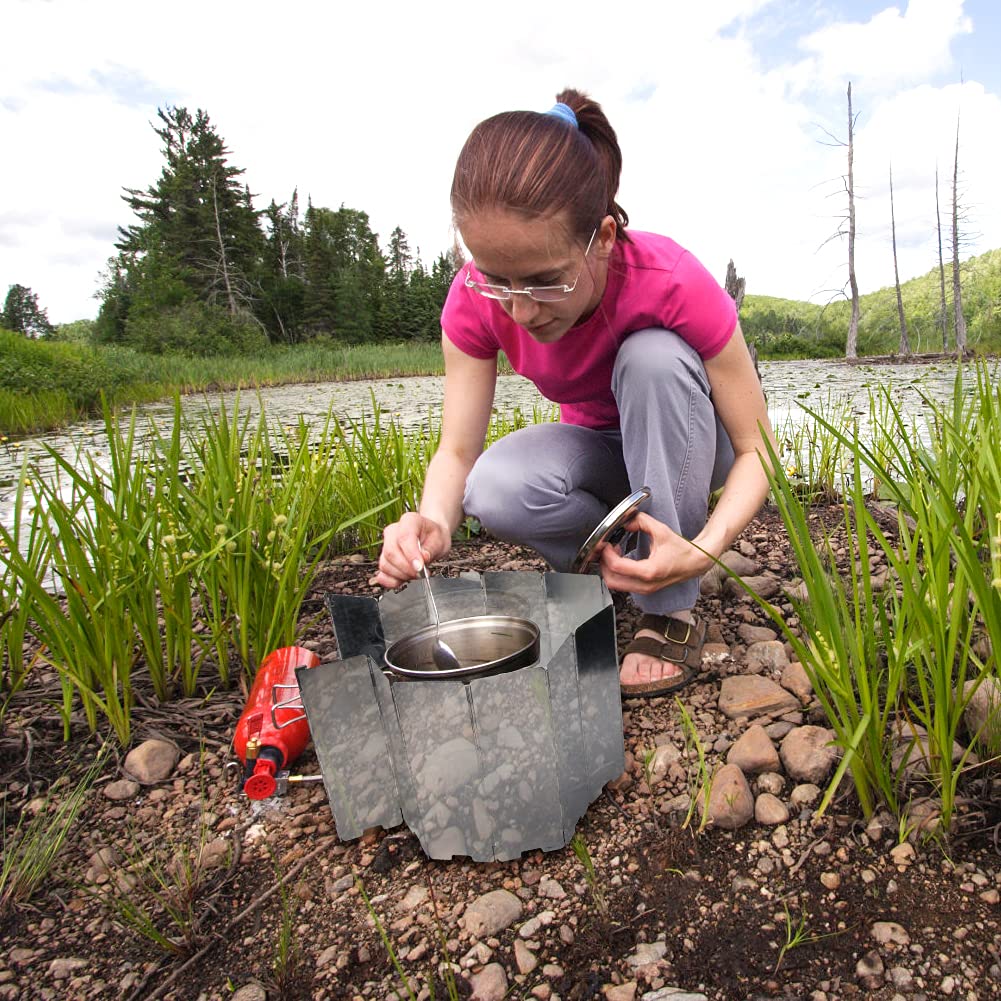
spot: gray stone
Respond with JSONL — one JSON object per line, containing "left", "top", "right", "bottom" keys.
{"left": 745, "top": 640, "right": 790, "bottom": 673}
{"left": 538, "top": 876, "right": 566, "bottom": 899}
{"left": 963, "top": 677, "right": 1001, "bottom": 748}
{"left": 700, "top": 551, "right": 760, "bottom": 595}
{"left": 641, "top": 991, "right": 709, "bottom": 1001}
{"left": 872, "top": 921, "right": 910, "bottom": 946}
{"left": 703, "top": 763, "right": 754, "bottom": 830}
{"left": 718, "top": 676, "right": 799, "bottom": 720}
{"left": 790, "top": 783, "right": 821, "bottom": 807}
{"left": 725, "top": 573, "right": 782, "bottom": 600}
{"left": 48, "top": 958, "right": 87, "bottom": 980}
{"left": 102, "top": 779, "right": 140, "bottom": 801}
{"left": 780, "top": 726, "right": 837, "bottom": 783}
{"left": 781, "top": 661, "right": 813, "bottom": 701}
{"left": 626, "top": 940, "right": 668, "bottom": 967}
{"left": 727, "top": 724, "right": 780, "bottom": 774}
{"left": 754, "top": 792, "right": 790, "bottom": 825}
{"left": 468, "top": 963, "right": 508, "bottom": 1001}
{"left": 123, "top": 739, "right": 180, "bottom": 784}
{"left": 231, "top": 985, "right": 267, "bottom": 1001}
{"left": 737, "top": 624, "right": 777, "bottom": 645}
{"left": 463, "top": 890, "right": 522, "bottom": 938}
{"left": 514, "top": 939, "right": 538, "bottom": 974}
{"left": 756, "top": 772, "right": 785, "bottom": 795}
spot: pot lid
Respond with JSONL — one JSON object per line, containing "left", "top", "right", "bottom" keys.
{"left": 571, "top": 486, "right": 652, "bottom": 574}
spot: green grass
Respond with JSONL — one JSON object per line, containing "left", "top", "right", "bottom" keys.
{"left": 753, "top": 360, "right": 1000, "bottom": 837}
{"left": 0, "top": 332, "right": 506, "bottom": 436}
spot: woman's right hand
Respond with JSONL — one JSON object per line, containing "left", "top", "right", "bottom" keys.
{"left": 375, "top": 512, "right": 452, "bottom": 589}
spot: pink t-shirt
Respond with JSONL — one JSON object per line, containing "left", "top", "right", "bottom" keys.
{"left": 441, "top": 230, "right": 737, "bottom": 429}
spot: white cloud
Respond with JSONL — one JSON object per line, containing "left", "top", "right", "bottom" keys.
{"left": 0, "top": 0, "right": 996, "bottom": 322}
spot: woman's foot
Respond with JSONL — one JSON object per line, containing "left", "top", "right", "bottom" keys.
{"left": 619, "top": 611, "right": 705, "bottom": 698}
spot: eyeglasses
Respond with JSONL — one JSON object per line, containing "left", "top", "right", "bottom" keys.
{"left": 464, "top": 229, "right": 597, "bottom": 302}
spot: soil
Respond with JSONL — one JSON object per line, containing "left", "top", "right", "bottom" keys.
{"left": 2, "top": 504, "right": 1000, "bottom": 1001}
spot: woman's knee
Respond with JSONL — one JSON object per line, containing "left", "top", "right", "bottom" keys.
{"left": 612, "top": 328, "right": 709, "bottom": 397}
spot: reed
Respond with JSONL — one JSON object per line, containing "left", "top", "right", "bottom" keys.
{"left": 759, "top": 362, "right": 1000, "bottom": 834}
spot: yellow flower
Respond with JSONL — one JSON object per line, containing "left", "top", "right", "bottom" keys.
{"left": 274, "top": 514, "right": 288, "bottom": 527}
{"left": 163, "top": 534, "right": 176, "bottom": 546}
{"left": 225, "top": 540, "right": 237, "bottom": 553}
{"left": 214, "top": 524, "right": 227, "bottom": 535}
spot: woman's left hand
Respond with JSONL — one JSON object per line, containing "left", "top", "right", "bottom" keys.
{"left": 596, "top": 510, "right": 710, "bottom": 594}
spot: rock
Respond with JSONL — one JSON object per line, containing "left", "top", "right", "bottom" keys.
{"left": 640, "top": 992, "right": 709, "bottom": 1001}
{"left": 538, "top": 876, "right": 566, "bottom": 899}
{"left": 649, "top": 743, "right": 682, "bottom": 779}
{"left": 727, "top": 724, "right": 780, "bottom": 774}
{"left": 102, "top": 779, "right": 140, "bottom": 801}
{"left": 780, "top": 726, "right": 837, "bottom": 783}
{"left": 603, "top": 985, "right": 637, "bottom": 1001}
{"left": 626, "top": 941, "right": 668, "bottom": 968}
{"left": 856, "top": 949, "right": 884, "bottom": 986}
{"left": 48, "top": 957, "right": 87, "bottom": 980}
{"left": 514, "top": 939, "right": 538, "bottom": 974}
{"left": 889, "top": 843, "right": 915, "bottom": 868}
{"left": 463, "top": 890, "right": 522, "bottom": 938}
{"left": 756, "top": 771, "right": 784, "bottom": 795}
{"left": 519, "top": 910, "right": 555, "bottom": 938}
{"left": 781, "top": 661, "right": 813, "bottom": 702}
{"left": 123, "top": 739, "right": 180, "bottom": 784}
{"left": 789, "top": 783, "right": 821, "bottom": 807}
{"left": 871, "top": 921, "right": 910, "bottom": 946}
{"left": 703, "top": 763, "right": 753, "bottom": 830}
{"left": 724, "top": 573, "right": 781, "bottom": 600}
{"left": 718, "top": 676, "right": 799, "bottom": 720}
{"left": 398, "top": 885, "right": 429, "bottom": 912}
{"left": 737, "top": 624, "right": 777, "bottom": 645}
{"left": 231, "top": 984, "right": 267, "bottom": 1001}
{"left": 820, "top": 872, "right": 841, "bottom": 890}
{"left": 700, "top": 551, "right": 760, "bottom": 595}
{"left": 198, "top": 837, "right": 230, "bottom": 869}
{"left": 745, "top": 640, "right": 790, "bottom": 673}
{"left": 962, "top": 678, "right": 1001, "bottom": 748}
{"left": 468, "top": 963, "right": 508, "bottom": 1001}
{"left": 754, "top": 793, "right": 789, "bottom": 825}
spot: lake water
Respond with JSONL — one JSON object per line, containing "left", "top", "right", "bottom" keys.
{"left": 0, "top": 357, "right": 987, "bottom": 535}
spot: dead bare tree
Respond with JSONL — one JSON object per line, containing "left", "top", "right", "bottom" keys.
{"left": 817, "top": 83, "right": 862, "bottom": 358}
{"left": 935, "top": 165, "right": 949, "bottom": 351}
{"left": 950, "top": 115, "right": 968, "bottom": 356}
{"left": 889, "top": 163, "right": 910, "bottom": 355}
{"left": 845, "top": 83, "right": 860, "bottom": 359}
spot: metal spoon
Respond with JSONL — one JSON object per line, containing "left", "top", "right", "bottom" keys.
{"left": 420, "top": 563, "right": 463, "bottom": 672}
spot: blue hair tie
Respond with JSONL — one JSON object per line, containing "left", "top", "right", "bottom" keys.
{"left": 546, "top": 102, "right": 578, "bottom": 128}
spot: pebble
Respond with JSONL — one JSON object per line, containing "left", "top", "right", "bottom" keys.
{"left": 123, "top": 738, "right": 180, "bottom": 783}
{"left": 463, "top": 890, "right": 522, "bottom": 938}
{"left": 468, "top": 962, "right": 507, "bottom": 1001}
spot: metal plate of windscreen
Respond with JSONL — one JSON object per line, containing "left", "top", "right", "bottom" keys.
{"left": 570, "top": 486, "right": 652, "bottom": 574}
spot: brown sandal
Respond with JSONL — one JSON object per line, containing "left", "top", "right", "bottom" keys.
{"left": 620, "top": 614, "right": 706, "bottom": 698}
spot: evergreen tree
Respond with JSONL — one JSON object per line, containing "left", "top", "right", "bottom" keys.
{"left": 112, "top": 106, "right": 265, "bottom": 328}
{"left": 261, "top": 190, "right": 306, "bottom": 343}
{"left": 1, "top": 284, "right": 54, "bottom": 338}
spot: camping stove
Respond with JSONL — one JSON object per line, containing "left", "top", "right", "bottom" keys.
{"left": 286, "top": 570, "right": 624, "bottom": 862}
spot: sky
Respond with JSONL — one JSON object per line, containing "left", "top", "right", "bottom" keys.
{"left": 2, "top": 0, "right": 999, "bottom": 324}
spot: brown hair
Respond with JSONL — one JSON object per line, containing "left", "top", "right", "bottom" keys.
{"left": 450, "top": 87, "right": 629, "bottom": 244}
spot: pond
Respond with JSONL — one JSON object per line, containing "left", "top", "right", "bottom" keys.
{"left": 0, "top": 357, "right": 987, "bottom": 536}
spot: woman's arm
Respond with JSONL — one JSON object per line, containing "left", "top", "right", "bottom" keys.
{"left": 598, "top": 321, "right": 774, "bottom": 593}
{"left": 375, "top": 334, "right": 497, "bottom": 587}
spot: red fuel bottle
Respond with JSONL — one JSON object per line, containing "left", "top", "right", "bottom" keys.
{"left": 232, "top": 646, "right": 320, "bottom": 799}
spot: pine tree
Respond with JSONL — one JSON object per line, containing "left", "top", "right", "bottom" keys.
{"left": 1, "top": 284, "right": 54, "bottom": 338}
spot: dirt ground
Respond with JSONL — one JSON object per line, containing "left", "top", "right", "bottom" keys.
{"left": 1, "top": 505, "right": 1000, "bottom": 1001}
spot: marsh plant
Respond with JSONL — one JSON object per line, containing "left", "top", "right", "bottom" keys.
{"left": 675, "top": 697, "right": 715, "bottom": 833}
{"left": 569, "top": 831, "right": 608, "bottom": 917}
{"left": 759, "top": 362, "right": 1000, "bottom": 836}
{"left": 0, "top": 749, "right": 104, "bottom": 914}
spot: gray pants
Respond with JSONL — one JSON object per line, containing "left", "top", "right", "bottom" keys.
{"left": 463, "top": 329, "right": 734, "bottom": 615}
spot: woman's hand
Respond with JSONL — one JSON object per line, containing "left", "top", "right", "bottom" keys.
{"left": 596, "top": 511, "right": 712, "bottom": 594}
{"left": 376, "top": 512, "right": 452, "bottom": 589}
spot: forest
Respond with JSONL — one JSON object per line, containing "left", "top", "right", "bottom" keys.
{"left": 91, "top": 107, "right": 461, "bottom": 355}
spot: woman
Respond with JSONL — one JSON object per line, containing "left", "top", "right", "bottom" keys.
{"left": 376, "top": 88, "right": 774, "bottom": 698}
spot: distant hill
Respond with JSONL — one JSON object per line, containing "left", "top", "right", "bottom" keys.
{"left": 740, "top": 247, "right": 1001, "bottom": 359}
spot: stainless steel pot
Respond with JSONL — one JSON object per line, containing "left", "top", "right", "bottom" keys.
{"left": 384, "top": 614, "right": 540, "bottom": 680}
